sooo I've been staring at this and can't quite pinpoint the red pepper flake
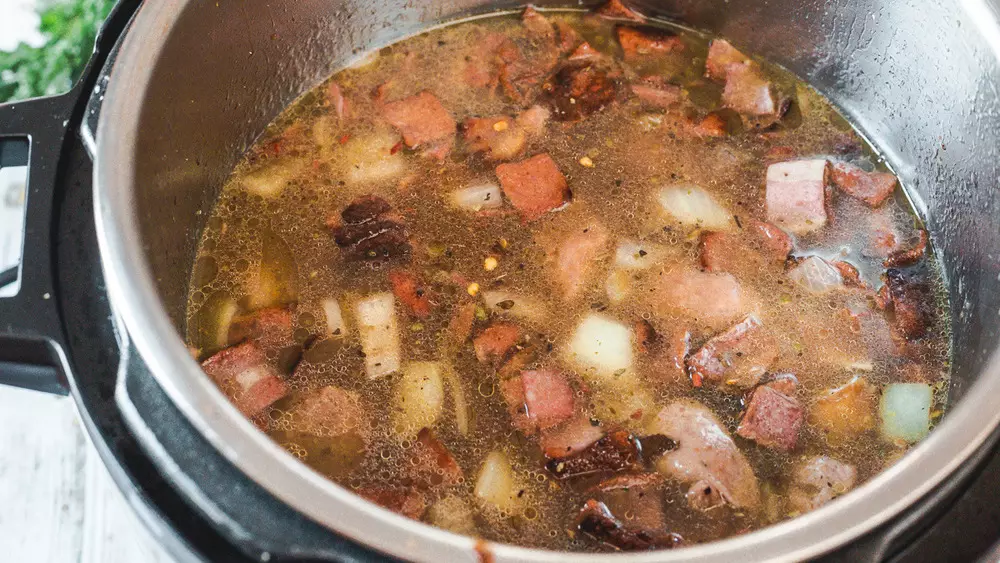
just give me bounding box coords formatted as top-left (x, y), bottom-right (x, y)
top-left (312, 159), bottom-right (321, 169)
top-left (390, 140), bottom-right (404, 155)
top-left (630, 409), bottom-right (644, 420)
top-left (269, 140), bottom-right (282, 155)
top-left (338, 134), bottom-right (351, 145)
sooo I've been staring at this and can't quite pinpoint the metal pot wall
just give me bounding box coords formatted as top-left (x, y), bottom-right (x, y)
top-left (4, 0), bottom-right (1000, 561)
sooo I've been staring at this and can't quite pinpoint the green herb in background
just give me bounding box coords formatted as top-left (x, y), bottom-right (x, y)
top-left (0, 0), bottom-right (115, 103)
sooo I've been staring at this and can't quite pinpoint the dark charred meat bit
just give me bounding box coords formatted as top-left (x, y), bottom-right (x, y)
top-left (736, 382), bottom-right (803, 451)
top-left (329, 196), bottom-right (411, 262)
top-left (545, 430), bottom-right (641, 479)
top-left (543, 63), bottom-right (619, 122)
top-left (201, 342), bottom-right (288, 418)
top-left (832, 260), bottom-right (864, 288)
top-left (884, 229), bottom-right (929, 268)
top-left (830, 161), bottom-right (898, 207)
top-left (574, 499), bottom-right (682, 551)
top-left (495, 153), bottom-right (571, 220)
top-left (596, 0), bottom-right (645, 21)
top-left (686, 314), bottom-right (779, 389)
top-left (616, 26), bottom-right (683, 61)
top-left (634, 319), bottom-right (659, 352)
top-left (882, 268), bottom-right (934, 339)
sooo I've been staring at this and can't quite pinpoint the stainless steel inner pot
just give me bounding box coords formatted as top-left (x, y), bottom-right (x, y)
top-left (93, 0), bottom-right (1000, 561)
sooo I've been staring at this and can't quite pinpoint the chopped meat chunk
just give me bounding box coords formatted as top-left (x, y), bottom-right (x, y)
top-left (473, 323), bottom-right (522, 364)
top-left (617, 27), bottom-right (683, 61)
top-left (832, 260), bottom-right (864, 288)
top-left (381, 91), bottom-right (456, 158)
top-left (569, 41), bottom-right (602, 61)
top-left (631, 79), bottom-right (682, 108)
top-left (809, 376), bottom-right (877, 446)
top-left (545, 430), bottom-right (642, 479)
top-left (540, 415), bottom-right (606, 458)
top-left (884, 229), bottom-right (928, 268)
top-left (521, 6), bottom-right (555, 38)
top-left (700, 223), bottom-right (791, 276)
top-left (555, 21), bottom-right (582, 54)
top-left (227, 306), bottom-right (294, 350)
top-left (686, 480), bottom-right (724, 511)
top-left (690, 112), bottom-right (729, 137)
top-left (647, 400), bottom-right (761, 509)
top-left (721, 62), bottom-right (789, 127)
top-left (388, 269), bottom-right (432, 319)
top-left (446, 301), bottom-right (477, 349)
top-left (495, 154), bottom-right (571, 220)
top-left (410, 428), bottom-right (464, 488)
top-left (736, 382), bottom-right (803, 451)
top-left (765, 159), bottom-right (830, 234)
top-left (574, 499), bottom-right (682, 551)
top-left (830, 162), bottom-right (897, 207)
top-left (686, 314), bottom-right (779, 389)
top-left (545, 221), bottom-right (610, 301)
top-left (882, 268), bottom-right (934, 339)
top-left (652, 268), bottom-right (744, 328)
top-left (544, 63), bottom-right (619, 122)
top-left (290, 385), bottom-right (366, 438)
top-left (515, 105), bottom-right (551, 136)
top-left (329, 195), bottom-right (411, 262)
top-left (462, 32), bottom-right (509, 89)
top-left (358, 486), bottom-right (428, 520)
top-left (501, 369), bottom-right (575, 434)
top-left (787, 455), bottom-right (857, 514)
top-left (463, 116), bottom-right (527, 161)
top-left (749, 220), bottom-right (794, 260)
top-left (596, 0), bottom-right (645, 21)
top-left (327, 81), bottom-right (349, 119)
top-left (201, 342), bottom-right (288, 418)
top-left (704, 39), bottom-right (748, 81)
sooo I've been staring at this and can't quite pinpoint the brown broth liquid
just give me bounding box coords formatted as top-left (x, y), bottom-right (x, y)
top-left (184, 10), bottom-right (951, 551)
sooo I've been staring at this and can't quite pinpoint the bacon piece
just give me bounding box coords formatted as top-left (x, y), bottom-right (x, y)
top-left (700, 225), bottom-right (791, 276)
top-left (358, 486), bottom-right (427, 519)
top-left (291, 385), bottom-right (366, 437)
top-left (410, 428), bottom-right (464, 488)
top-left (327, 81), bottom-right (349, 119)
top-left (502, 369), bottom-right (576, 434)
top-left (515, 105), bottom-right (551, 136)
top-left (544, 63), bottom-right (619, 122)
top-left (647, 400), bottom-right (761, 509)
top-left (691, 112), bottom-right (728, 137)
top-left (473, 323), bottom-right (522, 364)
top-left (521, 6), bottom-right (555, 38)
top-left (705, 39), bottom-right (748, 81)
top-left (884, 229), bottom-right (928, 268)
top-left (808, 376), bottom-right (877, 446)
top-left (830, 162), bottom-right (897, 207)
top-left (227, 306), bottom-right (295, 350)
top-left (545, 430), bottom-right (642, 479)
top-left (736, 382), bottom-right (803, 451)
top-left (787, 456), bottom-right (857, 514)
top-left (569, 41), bottom-right (602, 61)
top-left (447, 301), bottom-right (477, 348)
top-left (652, 268), bottom-right (744, 328)
top-left (596, 0), bottom-right (645, 21)
top-left (721, 63), bottom-right (789, 127)
top-left (388, 270), bottom-right (432, 319)
top-left (617, 26), bottom-right (683, 60)
top-left (555, 21), bottom-right (582, 54)
top-left (686, 314), bottom-right (778, 389)
top-left (201, 342), bottom-right (287, 417)
top-left (546, 221), bottom-right (610, 301)
top-left (750, 219), bottom-right (794, 260)
top-left (495, 154), bottom-right (571, 220)
top-left (765, 159), bottom-right (830, 234)
top-left (630, 79), bottom-right (682, 109)
top-left (462, 115), bottom-right (527, 161)
top-left (541, 415), bottom-right (605, 458)
top-left (381, 91), bottom-right (456, 158)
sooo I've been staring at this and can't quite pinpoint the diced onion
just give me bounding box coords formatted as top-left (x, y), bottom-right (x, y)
top-left (474, 451), bottom-right (520, 511)
top-left (788, 256), bottom-right (843, 293)
top-left (451, 184), bottom-right (503, 211)
top-left (566, 314), bottom-right (634, 383)
top-left (443, 365), bottom-right (471, 436)
top-left (342, 131), bottom-right (406, 185)
top-left (427, 495), bottom-right (477, 535)
top-left (880, 383), bottom-right (932, 443)
top-left (239, 161), bottom-right (302, 198)
top-left (605, 270), bottom-right (631, 304)
top-left (322, 298), bottom-right (346, 338)
top-left (483, 291), bottom-right (548, 324)
top-left (393, 362), bottom-right (444, 437)
top-left (658, 184), bottom-right (734, 231)
top-left (614, 240), bottom-right (663, 270)
top-left (355, 292), bottom-right (400, 378)
top-left (214, 299), bottom-right (239, 349)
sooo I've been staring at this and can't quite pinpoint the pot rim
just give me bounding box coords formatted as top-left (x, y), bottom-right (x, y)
top-left (94, 1), bottom-right (1000, 561)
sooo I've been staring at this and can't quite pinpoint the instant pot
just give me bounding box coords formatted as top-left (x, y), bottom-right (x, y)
top-left (2, 0), bottom-right (1000, 561)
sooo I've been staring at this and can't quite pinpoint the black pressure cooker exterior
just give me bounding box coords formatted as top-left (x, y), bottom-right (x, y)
top-left (0, 3), bottom-right (998, 562)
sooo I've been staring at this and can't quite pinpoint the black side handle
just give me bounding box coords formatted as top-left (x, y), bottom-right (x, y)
top-left (0, 0), bottom-right (141, 394)
top-left (0, 94), bottom-right (78, 394)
